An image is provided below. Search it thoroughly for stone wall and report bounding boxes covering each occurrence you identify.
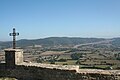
[0,63,120,80]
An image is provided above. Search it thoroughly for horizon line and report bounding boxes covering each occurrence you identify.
[1,36,120,42]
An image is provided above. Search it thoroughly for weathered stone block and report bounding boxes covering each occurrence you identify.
[4,49,23,68]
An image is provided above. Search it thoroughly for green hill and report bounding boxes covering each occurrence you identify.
[0,37,120,48]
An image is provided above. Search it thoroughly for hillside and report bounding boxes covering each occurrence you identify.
[0,37,120,48]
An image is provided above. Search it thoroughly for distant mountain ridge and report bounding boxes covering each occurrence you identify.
[0,37,120,48]
[17,37,105,47]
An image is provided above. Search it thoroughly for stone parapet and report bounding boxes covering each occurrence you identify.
[0,62,120,80]
[18,62,79,72]
[18,62,120,75]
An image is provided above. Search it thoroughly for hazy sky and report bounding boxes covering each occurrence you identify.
[0,0,120,41]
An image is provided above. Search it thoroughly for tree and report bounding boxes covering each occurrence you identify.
[76,59,81,65]
[71,53,83,60]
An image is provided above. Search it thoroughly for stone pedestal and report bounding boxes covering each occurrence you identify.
[4,49,23,68]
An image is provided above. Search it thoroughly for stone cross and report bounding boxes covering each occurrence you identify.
[9,28,19,49]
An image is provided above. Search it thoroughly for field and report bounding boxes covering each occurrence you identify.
[34,50,120,69]
[0,47,120,70]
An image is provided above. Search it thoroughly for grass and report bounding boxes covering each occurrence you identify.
[55,60,77,65]
[44,60,77,65]
[56,54,72,61]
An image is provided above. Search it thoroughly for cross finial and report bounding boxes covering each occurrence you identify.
[9,28,19,49]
